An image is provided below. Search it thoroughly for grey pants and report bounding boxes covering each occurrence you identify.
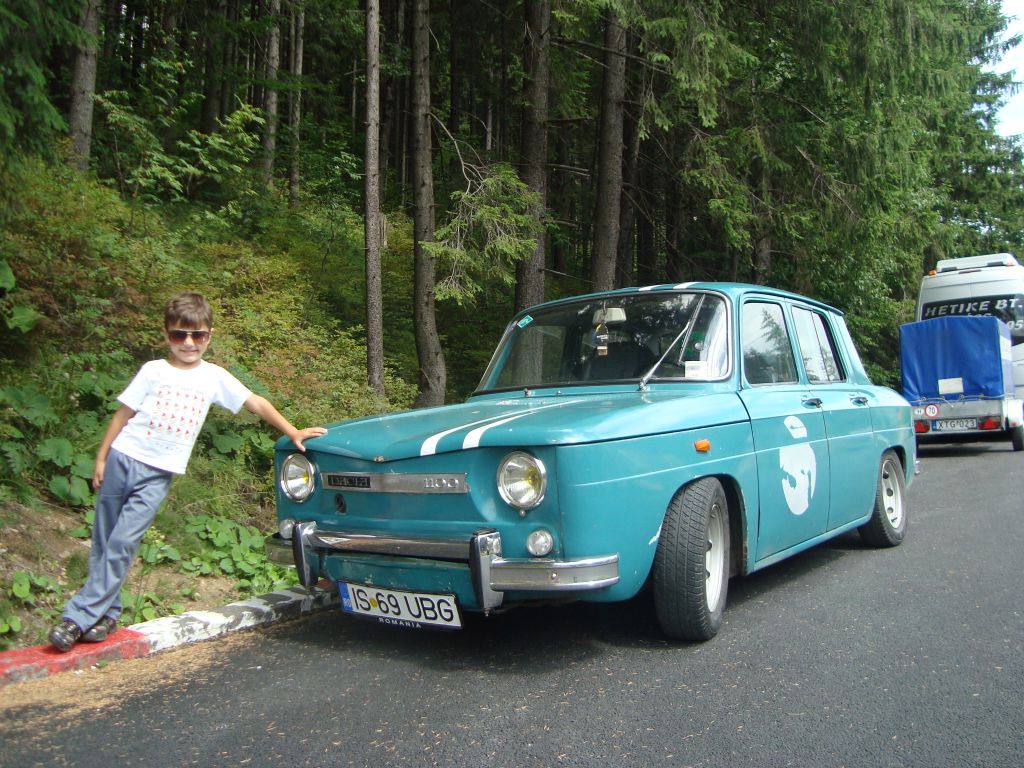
[62,448,173,631]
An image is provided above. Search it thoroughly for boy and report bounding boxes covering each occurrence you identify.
[48,292,327,652]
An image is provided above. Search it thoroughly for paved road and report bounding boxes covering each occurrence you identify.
[2,441,1022,768]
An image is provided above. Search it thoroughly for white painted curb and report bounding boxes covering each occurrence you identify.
[1,583,340,687]
[132,584,340,653]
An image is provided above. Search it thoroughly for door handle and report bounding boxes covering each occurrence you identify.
[802,397,823,408]
[850,395,869,406]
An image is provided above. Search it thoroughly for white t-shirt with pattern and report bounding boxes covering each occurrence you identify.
[111,359,253,474]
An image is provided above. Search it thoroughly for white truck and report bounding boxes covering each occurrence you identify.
[901,253,1024,451]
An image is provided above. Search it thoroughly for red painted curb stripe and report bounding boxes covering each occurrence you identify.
[0,629,152,685]
[0,584,337,687]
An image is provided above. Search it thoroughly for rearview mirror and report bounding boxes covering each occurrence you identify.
[592,307,626,324]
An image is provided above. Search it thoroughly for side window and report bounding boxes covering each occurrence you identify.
[741,302,798,385]
[792,307,845,383]
[835,318,870,381]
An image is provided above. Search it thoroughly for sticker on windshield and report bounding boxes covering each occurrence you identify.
[517,315,534,328]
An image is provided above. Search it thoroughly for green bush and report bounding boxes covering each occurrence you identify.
[0,570,64,650]
[0,157,418,644]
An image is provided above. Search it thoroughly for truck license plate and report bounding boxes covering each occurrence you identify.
[933,418,978,431]
[339,583,462,629]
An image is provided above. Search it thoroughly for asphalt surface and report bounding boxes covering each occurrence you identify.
[1,440,1022,768]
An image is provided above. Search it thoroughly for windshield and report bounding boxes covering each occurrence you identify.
[477,292,730,391]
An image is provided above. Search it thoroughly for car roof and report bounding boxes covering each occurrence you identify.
[520,282,843,317]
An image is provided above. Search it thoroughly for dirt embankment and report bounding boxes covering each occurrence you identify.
[1,501,238,649]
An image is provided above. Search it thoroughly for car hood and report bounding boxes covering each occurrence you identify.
[289,388,748,462]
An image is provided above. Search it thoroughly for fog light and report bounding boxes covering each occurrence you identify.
[526,528,554,557]
[279,518,296,539]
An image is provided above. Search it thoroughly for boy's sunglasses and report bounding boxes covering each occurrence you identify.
[167,329,211,344]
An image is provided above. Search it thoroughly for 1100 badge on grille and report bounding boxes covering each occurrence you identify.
[324,472,468,494]
[340,583,463,629]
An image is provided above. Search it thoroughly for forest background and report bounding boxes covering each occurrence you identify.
[2,0,1023,649]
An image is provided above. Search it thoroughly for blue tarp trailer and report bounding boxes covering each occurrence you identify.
[899,315,1023,450]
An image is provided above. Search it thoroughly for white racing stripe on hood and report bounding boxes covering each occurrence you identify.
[420,416,500,456]
[462,399,585,450]
[419,399,586,456]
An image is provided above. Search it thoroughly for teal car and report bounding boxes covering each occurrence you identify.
[267,283,914,640]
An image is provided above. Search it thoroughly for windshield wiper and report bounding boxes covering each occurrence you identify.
[638,295,705,391]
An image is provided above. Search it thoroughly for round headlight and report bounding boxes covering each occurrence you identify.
[280,453,316,502]
[497,451,547,511]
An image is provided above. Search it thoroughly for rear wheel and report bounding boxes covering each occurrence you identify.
[859,450,908,547]
[1011,425,1024,452]
[653,478,730,641]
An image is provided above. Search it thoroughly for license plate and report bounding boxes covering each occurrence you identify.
[339,583,462,629]
[933,418,978,431]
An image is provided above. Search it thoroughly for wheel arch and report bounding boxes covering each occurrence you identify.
[887,443,910,479]
[713,473,748,578]
[667,473,748,579]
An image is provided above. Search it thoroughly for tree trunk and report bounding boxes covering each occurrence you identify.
[590,10,626,292]
[550,133,573,294]
[380,0,406,181]
[514,0,551,312]
[288,1,305,207]
[127,3,142,86]
[665,173,685,282]
[411,0,446,407]
[615,63,641,288]
[496,5,510,156]
[351,56,359,135]
[636,205,656,285]
[68,0,101,172]
[364,0,386,396]
[101,0,122,85]
[635,141,657,285]
[250,0,266,109]
[261,0,282,190]
[753,236,772,285]
[752,165,773,284]
[220,0,242,120]
[200,1,227,134]
[153,7,183,147]
[447,0,461,148]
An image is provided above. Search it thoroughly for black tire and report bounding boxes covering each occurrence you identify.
[858,450,908,548]
[1011,425,1024,452]
[653,477,730,641]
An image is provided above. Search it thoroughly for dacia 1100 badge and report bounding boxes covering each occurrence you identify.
[267,283,915,640]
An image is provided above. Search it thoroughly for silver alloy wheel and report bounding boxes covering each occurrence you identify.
[705,500,727,612]
[879,456,905,530]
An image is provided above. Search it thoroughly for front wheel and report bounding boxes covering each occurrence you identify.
[653,477,730,641]
[859,450,908,547]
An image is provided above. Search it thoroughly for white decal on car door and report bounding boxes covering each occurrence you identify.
[779,415,817,516]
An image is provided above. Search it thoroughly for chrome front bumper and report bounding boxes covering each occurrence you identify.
[265,524,620,612]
